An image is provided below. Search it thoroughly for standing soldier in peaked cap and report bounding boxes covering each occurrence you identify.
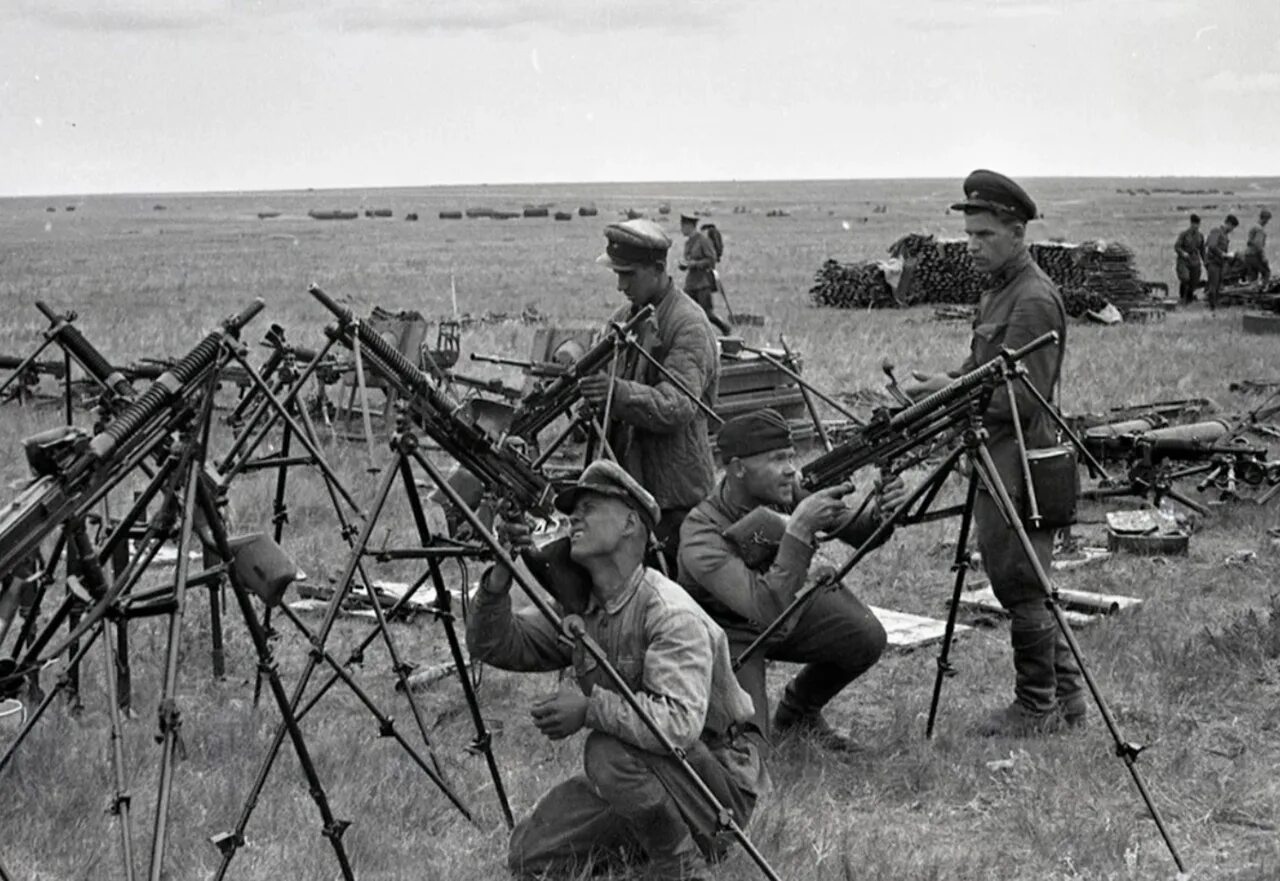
[903,169,1082,737]
[678,212,732,335]
[579,218,721,574]
[467,460,766,881]
[1244,209,1271,285]
[1174,213,1205,304]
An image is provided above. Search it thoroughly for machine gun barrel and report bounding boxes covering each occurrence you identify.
[470,352,567,378]
[509,304,654,440]
[0,355,64,377]
[34,301,135,400]
[802,332,1058,490]
[87,300,263,461]
[309,286,555,516]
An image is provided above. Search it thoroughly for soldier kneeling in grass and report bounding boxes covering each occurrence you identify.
[467,461,766,881]
[678,408,907,753]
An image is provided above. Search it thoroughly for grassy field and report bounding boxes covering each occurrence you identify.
[1,178,1279,881]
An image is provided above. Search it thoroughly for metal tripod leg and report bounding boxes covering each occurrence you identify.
[199,476,355,881]
[147,422,208,881]
[408,447,514,828]
[970,441,1187,873]
[213,441,473,880]
[926,469,980,739]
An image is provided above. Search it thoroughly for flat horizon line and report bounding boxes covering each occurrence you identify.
[5,172,1279,201]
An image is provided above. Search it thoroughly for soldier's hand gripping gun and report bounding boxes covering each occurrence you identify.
[507,305,654,441]
[308,285,556,517]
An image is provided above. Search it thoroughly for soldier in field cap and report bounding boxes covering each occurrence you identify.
[677,408,907,752]
[678,212,731,335]
[1244,208,1271,285]
[579,218,721,575]
[1204,213,1240,311]
[467,458,765,880]
[1174,213,1205,304]
[903,170,1081,738]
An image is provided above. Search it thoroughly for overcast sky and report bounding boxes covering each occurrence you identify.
[1,0,1276,196]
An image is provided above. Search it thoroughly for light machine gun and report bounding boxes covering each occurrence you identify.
[734,330,1185,873]
[507,304,654,441]
[310,284,785,881]
[1083,420,1270,514]
[0,302,265,663]
[308,285,557,517]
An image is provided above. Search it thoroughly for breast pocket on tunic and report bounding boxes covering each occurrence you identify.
[971,322,1007,362]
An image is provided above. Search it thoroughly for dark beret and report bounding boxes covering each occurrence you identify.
[1189,213,1200,223]
[718,408,793,460]
[1225,214,1239,227]
[1262,209,1272,221]
[596,219,671,272]
[950,169,1037,223]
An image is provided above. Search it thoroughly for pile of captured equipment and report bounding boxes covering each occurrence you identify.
[811,233,1159,318]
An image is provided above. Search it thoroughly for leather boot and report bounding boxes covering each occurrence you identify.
[977,624,1061,737]
[773,699,862,753]
[1053,629,1087,728]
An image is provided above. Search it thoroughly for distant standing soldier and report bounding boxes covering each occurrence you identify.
[1204,213,1239,311]
[1173,213,1205,304]
[580,219,721,574]
[679,213,732,335]
[1245,209,1272,284]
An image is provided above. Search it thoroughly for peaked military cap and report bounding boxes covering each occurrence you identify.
[950,169,1038,223]
[679,212,699,225]
[596,218,672,272]
[554,459,660,533]
[1262,209,1273,221]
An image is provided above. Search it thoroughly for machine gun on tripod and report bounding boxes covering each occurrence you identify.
[303,284,785,881]
[504,304,655,446]
[723,331,1185,873]
[0,301,141,416]
[0,301,372,881]
[1080,416,1273,513]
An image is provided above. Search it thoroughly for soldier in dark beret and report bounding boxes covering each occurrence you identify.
[678,213,731,335]
[677,408,907,751]
[580,218,721,575]
[903,170,1081,737]
[1174,213,1205,304]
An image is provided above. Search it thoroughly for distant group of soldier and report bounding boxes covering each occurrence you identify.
[464,170,1078,879]
[1175,208,1271,309]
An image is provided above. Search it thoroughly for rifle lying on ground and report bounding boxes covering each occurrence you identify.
[308,285,557,516]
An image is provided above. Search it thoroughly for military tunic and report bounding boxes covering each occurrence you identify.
[955,248,1065,607]
[467,564,764,875]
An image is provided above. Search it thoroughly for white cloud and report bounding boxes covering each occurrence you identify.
[1202,69,1280,94]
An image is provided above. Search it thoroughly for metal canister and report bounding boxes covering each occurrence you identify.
[1140,419,1232,444]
